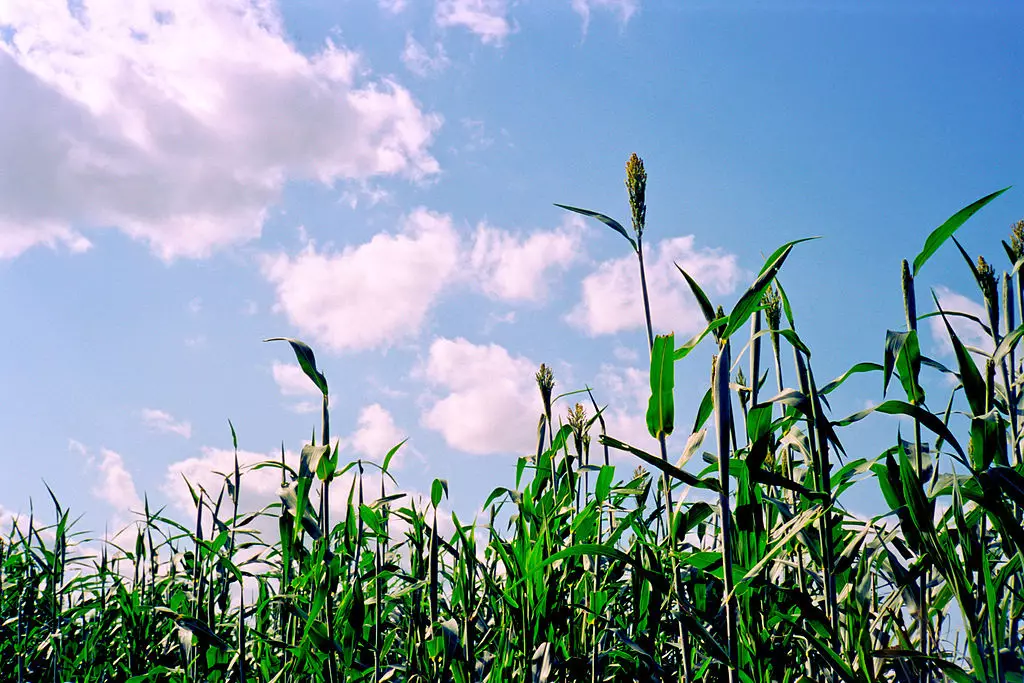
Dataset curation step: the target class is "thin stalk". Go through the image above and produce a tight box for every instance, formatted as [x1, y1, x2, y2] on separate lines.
[714, 341, 738, 683]
[320, 393, 339, 683]
[903, 258, 930, 680]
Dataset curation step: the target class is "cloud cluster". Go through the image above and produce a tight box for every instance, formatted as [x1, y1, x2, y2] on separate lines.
[420, 337, 542, 454]
[262, 210, 586, 352]
[568, 235, 741, 337]
[0, 0, 440, 260]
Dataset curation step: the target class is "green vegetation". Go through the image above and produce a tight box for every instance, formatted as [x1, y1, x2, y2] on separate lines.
[2, 157, 1022, 682]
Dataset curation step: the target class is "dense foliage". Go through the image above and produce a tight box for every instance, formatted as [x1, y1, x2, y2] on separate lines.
[1, 157, 1022, 682]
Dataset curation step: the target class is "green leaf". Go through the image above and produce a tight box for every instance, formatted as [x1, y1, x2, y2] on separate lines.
[382, 438, 408, 473]
[913, 187, 1011, 276]
[834, 400, 969, 468]
[595, 465, 615, 504]
[431, 479, 448, 508]
[676, 265, 717, 326]
[934, 296, 987, 418]
[646, 333, 675, 439]
[820, 362, 883, 396]
[723, 238, 815, 340]
[554, 203, 638, 252]
[264, 337, 329, 396]
[600, 435, 720, 493]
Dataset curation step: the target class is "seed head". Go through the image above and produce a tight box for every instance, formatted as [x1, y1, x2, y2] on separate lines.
[761, 287, 781, 330]
[977, 255, 998, 307]
[736, 368, 750, 412]
[1011, 219, 1024, 261]
[567, 402, 590, 457]
[536, 363, 555, 419]
[625, 153, 647, 239]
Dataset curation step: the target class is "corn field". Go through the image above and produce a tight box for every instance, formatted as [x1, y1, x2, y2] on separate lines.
[1, 156, 1022, 682]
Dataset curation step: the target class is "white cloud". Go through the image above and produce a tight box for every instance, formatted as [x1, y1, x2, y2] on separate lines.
[347, 404, 407, 465]
[594, 362, 655, 450]
[568, 235, 741, 337]
[141, 408, 192, 438]
[272, 361, 323, 397]
[263, 210, 585, 352]
[93, 449, 143, 513]
[163, 446, 285, 513]
[928, 285, 993, 356]
[469, 215, 585, 302]
[402, 34, 450, 77]
[571, 0, 639, 34]
[420, 337, 542, 454]
[261, 208, 460, 352]
[0, 0, 441, 260]
[435, 0, 513, 45]
[379, 0, 409, 13]
[188, 297, 203, 314]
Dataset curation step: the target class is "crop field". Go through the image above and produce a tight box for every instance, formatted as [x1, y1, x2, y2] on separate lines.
[1, 157, 1022, 682]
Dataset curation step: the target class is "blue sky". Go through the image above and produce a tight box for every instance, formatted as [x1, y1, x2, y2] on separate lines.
[0, 0, 1022, 534]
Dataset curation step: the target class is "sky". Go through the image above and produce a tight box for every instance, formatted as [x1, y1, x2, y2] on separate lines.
[0, 0, 1022, 538]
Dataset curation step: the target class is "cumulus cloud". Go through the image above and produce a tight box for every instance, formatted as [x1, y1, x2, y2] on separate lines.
[93, 449, 144, 514]
[435, 0, 513, 45]
[928, 286, 993, 356]
[568, 235, 741, 337]
[261, 208, 460, 353]
[592, 362, 658, 455]
[141, 408, 192, 438]
[571, 0, 639, 34]
[469, 215, 585, 302]
[163, 446, 284, 514]
[272, 361, 323, 397]
[0, 0, 441, 260]
[263, 210, 585, 352]
[420, 337, 542, 454]
[402, 34, 450, 77]
[346, 404, 407, 465]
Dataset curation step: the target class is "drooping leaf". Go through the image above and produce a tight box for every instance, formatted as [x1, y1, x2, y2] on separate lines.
[554, 203, 637, 252]
[264, 337, 329, 396]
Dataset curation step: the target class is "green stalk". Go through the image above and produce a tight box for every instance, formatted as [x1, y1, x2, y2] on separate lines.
[714, 340, 738, 683]
[320, 392, 339, 683]
[902, 259, 930, 680]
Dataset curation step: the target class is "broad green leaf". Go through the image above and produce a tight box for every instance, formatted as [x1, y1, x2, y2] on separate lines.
[595, 465, 615, 504]
[913, 187, 1011, 276]
[646, 333, 675, 438]
[431, 478, 448, 508]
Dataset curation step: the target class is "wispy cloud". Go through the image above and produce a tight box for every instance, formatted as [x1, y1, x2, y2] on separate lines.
[571, 0, 640, 35]
[140, 408, 192, 439]
[435, 0, 514, 45]
[402, 35, 451, 77]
